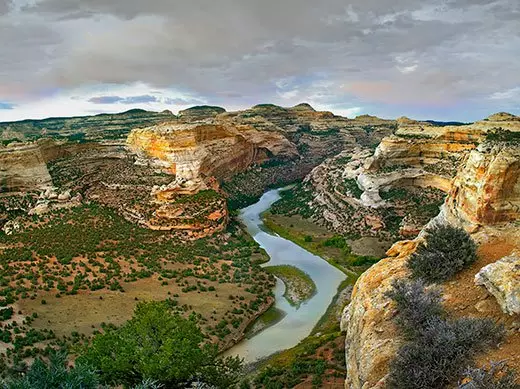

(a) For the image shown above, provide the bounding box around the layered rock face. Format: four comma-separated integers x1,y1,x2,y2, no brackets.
445,143,520,226
0,141,53,192
127,121,298,182
300,113,520,243
342,123,520,388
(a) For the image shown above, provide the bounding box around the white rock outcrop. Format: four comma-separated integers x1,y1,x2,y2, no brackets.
475,254,520,315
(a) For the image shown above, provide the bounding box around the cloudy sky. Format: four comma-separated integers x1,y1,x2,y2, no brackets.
0,0,519,122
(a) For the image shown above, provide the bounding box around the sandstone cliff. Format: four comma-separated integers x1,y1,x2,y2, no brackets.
299,113,520,244
0,140,54,192
126,121,298,182
342,130,520,388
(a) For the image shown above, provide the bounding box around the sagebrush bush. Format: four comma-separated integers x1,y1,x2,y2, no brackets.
460,362,520,389
385,279,444,338
408,224,477,282
387,318,504,389
386,280,505,389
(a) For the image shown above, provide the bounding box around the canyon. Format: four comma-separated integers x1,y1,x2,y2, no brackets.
0,106,519,388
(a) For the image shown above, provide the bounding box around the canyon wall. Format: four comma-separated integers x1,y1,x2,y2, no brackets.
445,143,520,226
301,113,520,242
0,141,52,193
126,121,298,181
342,118,520,388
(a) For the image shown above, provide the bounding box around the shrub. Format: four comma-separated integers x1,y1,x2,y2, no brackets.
78,301,243,388
388,317,504,389
385,279,444,338
460,362,520,389
1,351,100,389
386,280,505,389
408,224,477,282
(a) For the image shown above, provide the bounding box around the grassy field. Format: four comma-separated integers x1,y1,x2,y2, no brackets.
264,265,316,307
0,203,277,370
245,306,286,338
262,212,379,277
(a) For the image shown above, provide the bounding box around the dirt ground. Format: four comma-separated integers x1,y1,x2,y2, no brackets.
443,237,520,374
18,275,260,340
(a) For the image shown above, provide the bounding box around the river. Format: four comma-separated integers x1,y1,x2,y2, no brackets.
225,188,347,363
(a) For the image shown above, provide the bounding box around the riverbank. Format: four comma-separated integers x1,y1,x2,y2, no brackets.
264,265,316,307
244,209,383,387
224,189,346,363
247,278,353,388
262,211,380,277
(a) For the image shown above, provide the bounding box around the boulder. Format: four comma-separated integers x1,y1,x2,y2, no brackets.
57,190,71,201
475,254,520,315
28,202,50,216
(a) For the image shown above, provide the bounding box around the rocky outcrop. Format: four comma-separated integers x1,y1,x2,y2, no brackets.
127,121,298,182
178,105,226,121
445,143,520,226
343,239,419,389
342,126,520,388
475,254,520,315
0,141,53,192
301,113,520,244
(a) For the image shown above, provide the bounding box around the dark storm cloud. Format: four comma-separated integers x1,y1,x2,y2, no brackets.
1,0,519,120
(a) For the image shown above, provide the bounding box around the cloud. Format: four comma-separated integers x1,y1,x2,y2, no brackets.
0,0,12,15
163,97,204,105
88,95,124,104
88,94,159,104
0,102,15,110
0,0,519,121
490,87,520,100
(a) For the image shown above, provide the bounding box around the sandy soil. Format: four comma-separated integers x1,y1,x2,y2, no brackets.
443,238,520,374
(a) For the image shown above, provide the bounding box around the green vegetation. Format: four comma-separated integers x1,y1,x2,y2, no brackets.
251,332,344,388
386,279,504,389
1,352,102,389
0,202,275,369
486,127,520,144
269,184,313,218
78,301,242,388
264,265,316,307
223,165,302,210
408,224,477,283
341,178,363,199
263,214,379,273
380,187,408,201
0,109,173,142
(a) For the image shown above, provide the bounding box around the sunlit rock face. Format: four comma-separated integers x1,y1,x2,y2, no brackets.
127,121,298,182
342,117,520,389
475,254,520,315
445,143,520,226
0,141,52,192
343,239,419,389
